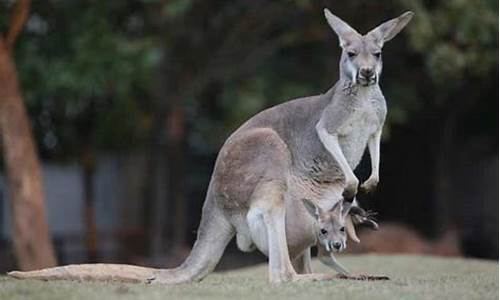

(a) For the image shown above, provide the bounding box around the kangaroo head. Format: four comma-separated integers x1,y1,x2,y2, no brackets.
302,199,352,252
324,9,414,86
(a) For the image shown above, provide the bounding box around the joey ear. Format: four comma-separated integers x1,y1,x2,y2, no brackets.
324,8,360,48
367,11,414,46
330,200,343,215
341,201,352,218
302,199,322,220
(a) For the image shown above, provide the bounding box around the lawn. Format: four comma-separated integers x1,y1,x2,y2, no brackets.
0,254,497,300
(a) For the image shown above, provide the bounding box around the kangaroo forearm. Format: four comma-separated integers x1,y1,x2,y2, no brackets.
318,252,350,276
367,129,381,178
316,124,357,182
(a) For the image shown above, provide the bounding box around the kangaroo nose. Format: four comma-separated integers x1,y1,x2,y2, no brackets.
333,242,341,250
360,67,374,78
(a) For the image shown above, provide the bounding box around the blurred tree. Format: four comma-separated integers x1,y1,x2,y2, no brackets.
154,0,497,255
397,0,498,234
13,1,158,261
3,0,497,263
146,0,328,263
0,0,57,270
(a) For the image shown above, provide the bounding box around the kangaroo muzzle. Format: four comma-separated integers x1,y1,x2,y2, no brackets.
357,67,377,86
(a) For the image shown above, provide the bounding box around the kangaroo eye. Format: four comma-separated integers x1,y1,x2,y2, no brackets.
340,226,346,232
373,52,381,58
347,51,357,58
320,229,328,235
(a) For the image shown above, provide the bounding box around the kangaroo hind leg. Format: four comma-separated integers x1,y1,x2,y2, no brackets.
252,181,296,283
254,181,334,283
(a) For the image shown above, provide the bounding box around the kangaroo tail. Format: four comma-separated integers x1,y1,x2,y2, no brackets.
8,194,235,284
8,264,156,283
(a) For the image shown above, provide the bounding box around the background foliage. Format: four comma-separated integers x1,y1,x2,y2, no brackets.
0,0,498,264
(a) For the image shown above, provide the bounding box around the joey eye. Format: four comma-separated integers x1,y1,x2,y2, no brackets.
347,51,357,58
373,52,381,58
320,229,328,235
340,226,346,233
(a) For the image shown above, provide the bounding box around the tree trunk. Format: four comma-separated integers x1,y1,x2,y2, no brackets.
432,109,458,237
167,102,187,253
0,38,57,270
82,146,98,262
144,113,169,262
431,88,472,238
146,49,171,262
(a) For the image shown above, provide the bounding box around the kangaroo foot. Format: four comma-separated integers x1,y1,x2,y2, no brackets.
146,269,194,285
336,274,390,281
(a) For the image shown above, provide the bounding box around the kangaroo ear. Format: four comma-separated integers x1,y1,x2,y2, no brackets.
302,199,322,220
324,8,360,48
367,11,414,46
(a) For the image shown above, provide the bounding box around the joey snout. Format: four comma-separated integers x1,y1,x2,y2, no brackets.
322,239,346,253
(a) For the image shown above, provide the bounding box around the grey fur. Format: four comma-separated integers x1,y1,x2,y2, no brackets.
149,9,414,284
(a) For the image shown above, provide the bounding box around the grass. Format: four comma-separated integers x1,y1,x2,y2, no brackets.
0,255,497,300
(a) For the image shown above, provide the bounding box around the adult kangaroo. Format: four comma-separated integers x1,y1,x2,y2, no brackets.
8,9,413,284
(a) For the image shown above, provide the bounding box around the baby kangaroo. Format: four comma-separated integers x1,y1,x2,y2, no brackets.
301,198,352,276
8,9,413,284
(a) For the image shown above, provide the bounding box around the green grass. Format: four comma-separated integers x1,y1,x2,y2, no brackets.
0,255,497,300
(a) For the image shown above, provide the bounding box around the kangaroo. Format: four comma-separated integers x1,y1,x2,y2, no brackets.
8,9,413,284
